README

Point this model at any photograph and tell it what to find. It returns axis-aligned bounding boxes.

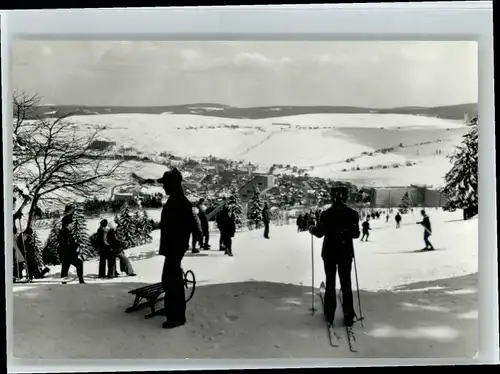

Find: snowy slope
[13,209,478,359]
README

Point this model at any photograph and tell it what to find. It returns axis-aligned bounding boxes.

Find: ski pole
[352,250,364,327]
[309,233,316,315]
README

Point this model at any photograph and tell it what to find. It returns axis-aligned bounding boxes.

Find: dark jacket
[262,207,271,223]
[96,227,110,255]
[362,221,370,231]
[107,228,123,254]
[311,204,360,260]
[217,206,236,238]
[58,226,78,260]
[159,194,199,260]
[395,213,402,222]
[418,216,432,233]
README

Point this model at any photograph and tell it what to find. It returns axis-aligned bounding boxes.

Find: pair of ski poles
[309,232,364,327]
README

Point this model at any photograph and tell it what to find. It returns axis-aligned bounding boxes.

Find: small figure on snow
[218,203,236,256]
[197,198,211,250]
[417,210,435,251]
[360,217,371,241]
[296,214,304,232]
[108,221,136,276]
[58,215,85,284]
[385,213,390,223]
[395,212,402,229]
[13,223,26,281]
[157,168,199,329]
[309,186,360,328]
[190,204,203,254]
[262,202,271,239]
[17,227,50,281]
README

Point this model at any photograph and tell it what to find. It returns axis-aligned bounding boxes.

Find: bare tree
[13,92,125,228]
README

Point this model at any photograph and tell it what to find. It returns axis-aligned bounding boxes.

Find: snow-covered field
[62,112,466,187]
[12,209,478,359]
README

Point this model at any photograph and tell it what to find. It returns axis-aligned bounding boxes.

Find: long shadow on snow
[12,273,478,359]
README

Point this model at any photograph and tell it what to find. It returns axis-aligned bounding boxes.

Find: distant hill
[30,102,477,121]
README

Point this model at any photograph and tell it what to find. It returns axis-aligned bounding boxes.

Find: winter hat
[157,168,183,185]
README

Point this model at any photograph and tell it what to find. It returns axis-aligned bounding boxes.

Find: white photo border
[2,2,497,372]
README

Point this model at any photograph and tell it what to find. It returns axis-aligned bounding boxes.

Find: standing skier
[58,215,85,284]
[156,168,198,329]
[262,202,271,239]
[309,186,360,328]
[360,217,371,241]
[395,212,402,228]
[417,209,435,251]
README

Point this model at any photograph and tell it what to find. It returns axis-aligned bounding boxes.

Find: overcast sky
[12,41,477,108]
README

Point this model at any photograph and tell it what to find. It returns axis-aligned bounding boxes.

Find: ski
[338,291,358,352]
[319,281,340,347]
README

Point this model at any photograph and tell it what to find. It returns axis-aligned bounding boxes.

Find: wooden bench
[125,282,165,319]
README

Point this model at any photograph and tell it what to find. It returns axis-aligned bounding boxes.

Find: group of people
[95,219,137,279]
[296,210,321,232]
[13,222,50,282]
[359,208,434,249]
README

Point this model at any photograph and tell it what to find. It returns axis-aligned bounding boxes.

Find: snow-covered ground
[62,112,466,185]
[12,209,478,359]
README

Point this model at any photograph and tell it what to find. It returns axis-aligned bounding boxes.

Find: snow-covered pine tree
[70,206,92,260]
[227,189,244,227]
[443,115,478,220]
[26,227,44,273]
[42,218,61,266]
[247,186,263,228]
[399,192,412,214]
[117,203,138,249]
[140,208,154,243]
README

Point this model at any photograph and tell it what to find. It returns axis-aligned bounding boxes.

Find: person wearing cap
[309,186,360,328]
[156,168,199,329]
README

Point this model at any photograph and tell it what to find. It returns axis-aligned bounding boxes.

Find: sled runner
[125,269,196,319]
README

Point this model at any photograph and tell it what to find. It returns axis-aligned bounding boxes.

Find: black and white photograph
[10,40,479,359]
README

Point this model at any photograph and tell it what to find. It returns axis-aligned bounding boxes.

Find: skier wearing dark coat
[218,204,236,256]
[361,217,371,241]
[108,221,136,276]
[395,212,402,228]
[309,186,360,327]
[417,210,435,251]
[157,168,199,329]
[58,215,85,284]
[197,199,210,249]
[296,214,303,232]
[262,203,271,239]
